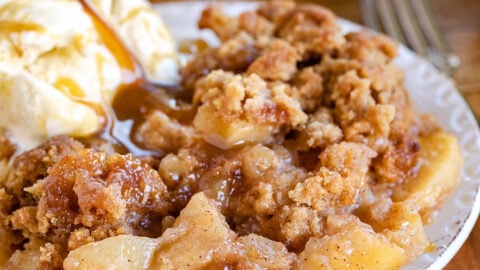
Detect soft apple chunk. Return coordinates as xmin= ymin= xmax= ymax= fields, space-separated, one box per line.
xmin=63 ymin=235 xmax=158 ymax=270
xmin=150 ymin=192 xmax=235 ymax=270
xmin=393 ymin=131 xmax=463 ymax=219
xmin=357 ymin=200 xmax=429 ymax=260
xmin=296 ymin=215 xmax=407 ymax=270
xmin=236 ymin=234 xmax=295 ymax=269
xmin=193 ymin=71 xmax=307 ymax=149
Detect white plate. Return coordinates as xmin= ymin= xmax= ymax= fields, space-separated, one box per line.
xmin=154 ymin=2 xmax=480 ymax=269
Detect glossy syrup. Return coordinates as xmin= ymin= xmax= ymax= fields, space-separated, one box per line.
xmin=79 ymin=0 xmax=189 ymax=157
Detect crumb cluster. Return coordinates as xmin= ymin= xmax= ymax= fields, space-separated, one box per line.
xmin=0 ymin=1 xmax=460 ymax=269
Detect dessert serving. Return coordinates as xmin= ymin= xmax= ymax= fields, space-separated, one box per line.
xmin=0 ymin=0 xmax=465 ymax=269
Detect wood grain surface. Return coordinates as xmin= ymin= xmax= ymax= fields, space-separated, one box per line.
xmin=153 ymin=0 xmax=480 ymax=268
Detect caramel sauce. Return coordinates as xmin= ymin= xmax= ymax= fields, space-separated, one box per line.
xmin=424 ymin=243 xmax=436 ymax=252
xmin=53 ymin=77 xmax=107 ymax=123
xmin=79 ymin=0 xmax=139 ymax=80
xmin=73 ymin=34 xmax=89 ymax=51
xmin=179 ymin=39 xmax=209 ymax=54
xmin=54 ymin=77 xmax=86 ymax=98
xmin=6 ymin=35 xmax=22 ymax=57
xmin=0 ymin=21 xmax=42 ymax=57
xmin=109 ymin=81 xmax=173 ymax=157
xmin=79 ymin=0 xmax=189 ymax=157
xmin=0 ymin=21 xmax=46 ymax=34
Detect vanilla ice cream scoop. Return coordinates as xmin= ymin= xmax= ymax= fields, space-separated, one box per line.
xmin=0 ymin=69 xmax=101 ymax=150
xmin=89 ymin=0 xmax=178 ymax=83
xmin=0 ymin=0 xmax=178 ymax=151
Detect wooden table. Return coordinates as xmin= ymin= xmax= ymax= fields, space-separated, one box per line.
xmin=153 ymin=0 xmax=480 ymax=268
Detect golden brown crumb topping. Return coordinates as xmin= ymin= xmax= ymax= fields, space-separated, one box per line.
xmin=0 ymin=1 xmax=461 ymax=269
xmin=3 ymin=136 xmax=174 ymax=269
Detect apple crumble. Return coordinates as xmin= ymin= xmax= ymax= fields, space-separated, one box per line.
xmin=0 ymin=1 xmax=463 ymax=269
